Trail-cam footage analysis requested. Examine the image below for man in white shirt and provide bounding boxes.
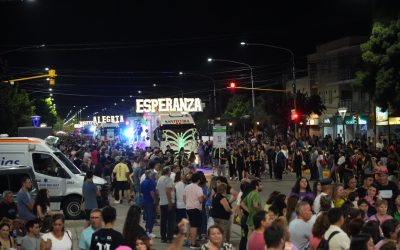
[288,201,313,250]
[324,208,350,250]
[157,166,176,243]
[313,178,333,213]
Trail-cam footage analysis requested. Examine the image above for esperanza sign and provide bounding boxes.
[136,98,203,113]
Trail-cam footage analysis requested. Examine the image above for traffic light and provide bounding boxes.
[228,82,237,88]
[48,69,57,86]
[353,114,359,124]
[291,109,300,121]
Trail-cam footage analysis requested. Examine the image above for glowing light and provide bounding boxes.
[89,126,96,132]
[124,127,134,138]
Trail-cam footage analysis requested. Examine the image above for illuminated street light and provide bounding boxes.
[138,90,142,94]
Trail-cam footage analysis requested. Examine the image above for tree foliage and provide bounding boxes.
[33,97,58,127]
[355,17,400,111]
[0,84,34,135]
[296,92,326,116]
[222,94,252,120]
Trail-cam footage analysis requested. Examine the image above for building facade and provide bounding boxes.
[307,36,371,141]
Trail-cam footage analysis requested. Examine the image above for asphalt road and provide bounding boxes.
[65,171,303,249]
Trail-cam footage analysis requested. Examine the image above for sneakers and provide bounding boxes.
[147,232,156,238]
[114,200,120,204]
[190,244,201,249]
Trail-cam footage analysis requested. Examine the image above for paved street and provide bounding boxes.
[66,172,304,249]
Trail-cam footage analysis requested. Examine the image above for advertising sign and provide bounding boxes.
[136,98,203,113]
[376,107,388,126]
[93,115,125,124]
[212,126,226,148]
[389,117,400,125]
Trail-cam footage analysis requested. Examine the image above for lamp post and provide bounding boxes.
[0,44,46,56]
[207,58,255,119]
[241,41,296,136]
[178,71,216,115]
[338,107,347,144]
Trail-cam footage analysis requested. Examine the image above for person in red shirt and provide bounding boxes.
[247,210,273,250]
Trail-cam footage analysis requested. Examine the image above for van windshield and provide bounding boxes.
[54,152,81,174]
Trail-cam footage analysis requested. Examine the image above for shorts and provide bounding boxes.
[186,209,202,228]
[116,181,129,190]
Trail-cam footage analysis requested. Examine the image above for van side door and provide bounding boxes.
[31,153,67,198]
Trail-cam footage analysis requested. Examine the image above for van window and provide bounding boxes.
[32,153,70,178]
[0,173,31,193]
[0,175,8,194]
[54,152,81,175]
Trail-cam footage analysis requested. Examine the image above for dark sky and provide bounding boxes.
[0,0,377,119]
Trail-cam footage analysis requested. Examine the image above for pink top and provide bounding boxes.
[368,214,393,224]
[247,231,265,250]
[184,183,203,210]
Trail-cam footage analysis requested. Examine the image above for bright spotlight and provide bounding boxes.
[124,127,134,138]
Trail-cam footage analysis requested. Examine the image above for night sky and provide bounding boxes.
[0,0,378,119]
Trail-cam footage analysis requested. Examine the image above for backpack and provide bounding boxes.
[317,231,340,250]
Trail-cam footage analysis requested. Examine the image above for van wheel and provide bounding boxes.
[63,196,82,220]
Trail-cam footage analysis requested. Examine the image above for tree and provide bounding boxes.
[355,17,400,111]
[222,94,252,121]
[0,84,34,135]
[33,97,58,127]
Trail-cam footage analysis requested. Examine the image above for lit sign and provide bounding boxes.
[376,106,388,126]
[136,98,203,113]
[164,119,191,125]
[93,115,125,124]
[344,115,367,125]
[80,121,97,126]
[389,117,400,125]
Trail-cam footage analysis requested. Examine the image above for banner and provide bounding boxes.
[376,107,388,126]
[213,126,226,148]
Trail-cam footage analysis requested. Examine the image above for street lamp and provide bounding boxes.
[241,41,297,136]
[338,107,347,144]
[240,42,296,94]
[178,71,216,116]
[207,57,255,119]
[0,44,46,56]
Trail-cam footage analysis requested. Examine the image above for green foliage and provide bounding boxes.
[0,84,34,135]
[355,17,400,111]
[291,91,326,116]
[33,97,58,127]
[222,94,252,120]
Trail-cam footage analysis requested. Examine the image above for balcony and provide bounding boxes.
[339,99,370,113]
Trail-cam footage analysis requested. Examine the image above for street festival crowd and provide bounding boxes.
[2,132,400,249]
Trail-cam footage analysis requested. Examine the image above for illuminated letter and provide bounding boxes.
[101,116,106,123]
[194,98,202,111]
[173,98,179,111]
[143,99,151,112]
[166,98,172,112]
[151,99,158,112]
[136,99,144,113]
[158,98,166,112]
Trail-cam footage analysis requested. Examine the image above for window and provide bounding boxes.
[329,90,333,104]
[0,175,8,195]
[32,153,68,178]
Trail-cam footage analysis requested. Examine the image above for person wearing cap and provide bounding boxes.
[82,171,100,228]
[313,178,333,214]
[374,166,399,214]
[113,157,130,204]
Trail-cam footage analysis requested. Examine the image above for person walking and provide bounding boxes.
[82,171,100,228]
[184,172,205,249]
[157,166,176,243]
[112,157,130,204]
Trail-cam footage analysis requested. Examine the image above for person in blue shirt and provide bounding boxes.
[79,209,103,250]
[16,176,36,222]
[140,170,157,238]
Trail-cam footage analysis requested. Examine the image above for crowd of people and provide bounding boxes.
[1,131,400,250]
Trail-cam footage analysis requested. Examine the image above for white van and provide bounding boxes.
[0,136,108,219]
